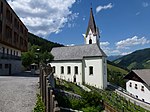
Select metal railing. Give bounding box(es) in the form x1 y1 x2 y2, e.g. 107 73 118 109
0 53 21 60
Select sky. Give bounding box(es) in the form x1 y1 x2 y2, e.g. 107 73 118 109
7 0 150 56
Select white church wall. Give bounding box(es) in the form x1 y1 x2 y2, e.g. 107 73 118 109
50 61 82 85
83 57 107 89
126 80 150 103
102 57 107 89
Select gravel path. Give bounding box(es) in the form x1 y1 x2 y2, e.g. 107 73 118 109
0 74 39 112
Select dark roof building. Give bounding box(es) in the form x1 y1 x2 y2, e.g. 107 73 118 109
124 69 150 87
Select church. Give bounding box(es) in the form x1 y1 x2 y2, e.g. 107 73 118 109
50 8 107 89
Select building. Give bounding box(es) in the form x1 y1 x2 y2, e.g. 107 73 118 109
0 0 28 75
50 8 107 89
124 69 150 103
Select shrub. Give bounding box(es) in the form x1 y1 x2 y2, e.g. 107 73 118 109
33 94 45 112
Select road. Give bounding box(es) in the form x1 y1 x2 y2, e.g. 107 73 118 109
0 73 39 112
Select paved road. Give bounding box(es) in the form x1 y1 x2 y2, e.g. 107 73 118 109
0 74 39 112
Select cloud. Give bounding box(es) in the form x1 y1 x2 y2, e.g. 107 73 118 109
136 12 140 16
7 0 77 37
121 52 132 56
116 36 150 49
66 44 75 46
100 41 121 56
100 42 110 47
96 3 113 13
142 2 149 7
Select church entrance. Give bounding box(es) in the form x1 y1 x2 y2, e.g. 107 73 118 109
73 75 76 82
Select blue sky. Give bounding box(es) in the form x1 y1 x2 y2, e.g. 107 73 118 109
7 0 150 56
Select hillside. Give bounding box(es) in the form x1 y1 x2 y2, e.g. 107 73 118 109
107 60 128 87
113 48 150 70
28 32 63 52
107 55 122 61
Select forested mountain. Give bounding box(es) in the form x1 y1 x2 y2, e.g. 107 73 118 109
113 48 150 70
107 55 122 61
28 32 63 52
22 33 63 68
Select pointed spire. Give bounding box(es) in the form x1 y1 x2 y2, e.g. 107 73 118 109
86 7 97 37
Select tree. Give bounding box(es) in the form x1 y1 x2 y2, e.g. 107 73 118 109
21 51 35 68
40 51 54 64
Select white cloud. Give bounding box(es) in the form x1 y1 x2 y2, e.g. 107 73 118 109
96 3 113 13
116 36 150 49
7 0 77 37
121 52 132 56
100 41 121 56
142 2 149 7
136 12 140 16
66 44 75 46
100 42 110 47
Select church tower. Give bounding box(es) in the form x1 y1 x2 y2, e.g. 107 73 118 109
84 8 100 46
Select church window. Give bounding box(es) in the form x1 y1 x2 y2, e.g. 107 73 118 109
135 84 138 89
89 66 93 75
141 86 144 91
74 66 78 74
53 66 55 73
67 66 71 74
61 66 64 74
129 82 132 87
89 39 92 44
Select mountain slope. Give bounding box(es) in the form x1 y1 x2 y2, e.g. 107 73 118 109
107 60 128 87
107 55 122 61
114 48 150 70
28 32 63 52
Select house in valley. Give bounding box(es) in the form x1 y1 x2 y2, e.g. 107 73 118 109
124 69 150 103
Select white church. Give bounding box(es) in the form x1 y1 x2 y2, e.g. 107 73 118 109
50 8 107 89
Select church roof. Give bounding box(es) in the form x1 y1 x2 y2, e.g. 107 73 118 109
86 8 97 37
51 44 107 61
124 69 150 86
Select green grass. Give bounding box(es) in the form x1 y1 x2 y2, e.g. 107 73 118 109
33 94 45 112
107 63 128 74
85 84 150 112
55 79 104 111
55 79 149 112
55 79 84 95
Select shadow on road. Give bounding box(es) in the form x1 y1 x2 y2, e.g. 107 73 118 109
10 71 39 77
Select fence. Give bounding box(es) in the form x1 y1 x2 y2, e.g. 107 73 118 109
104 102 118 112
39 64 60 112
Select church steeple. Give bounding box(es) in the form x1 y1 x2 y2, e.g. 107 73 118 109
84 7 100 46
86 8 97 37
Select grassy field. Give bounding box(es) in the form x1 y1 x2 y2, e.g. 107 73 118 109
107 63 128 75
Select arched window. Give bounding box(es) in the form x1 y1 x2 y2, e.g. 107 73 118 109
89 39 92 44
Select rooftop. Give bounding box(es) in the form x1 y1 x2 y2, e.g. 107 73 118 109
51 44 106 61
124 69 150 86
